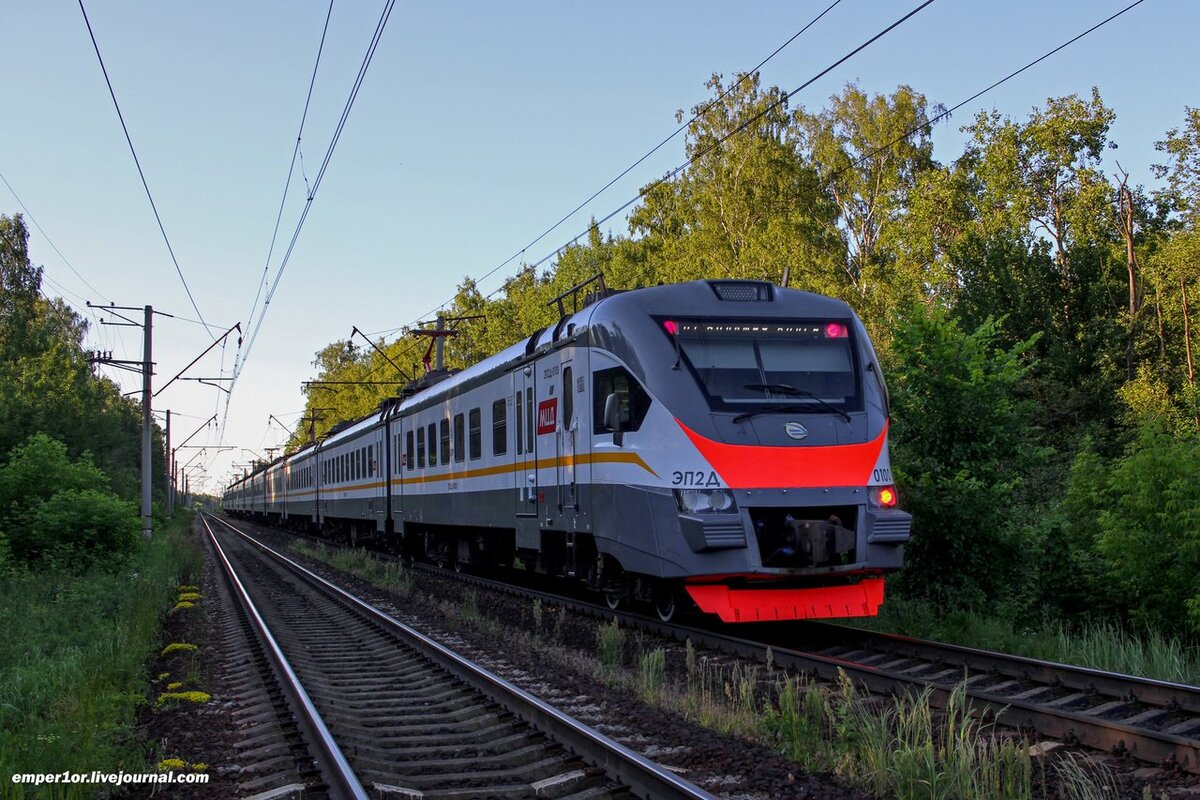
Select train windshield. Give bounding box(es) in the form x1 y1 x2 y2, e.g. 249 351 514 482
668 319 862 412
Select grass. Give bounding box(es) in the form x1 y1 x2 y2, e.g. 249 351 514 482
266 544 1126 799
287 540 413 595
0 511 201 800
596 618 625 674
1051 751 1120 800
861 595 1200 685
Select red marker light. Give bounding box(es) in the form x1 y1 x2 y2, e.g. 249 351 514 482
663 320 679 335
874 486 898 508
825 322 847 339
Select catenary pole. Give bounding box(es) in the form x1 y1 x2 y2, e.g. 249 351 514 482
165 409 172 515
141 305 153 539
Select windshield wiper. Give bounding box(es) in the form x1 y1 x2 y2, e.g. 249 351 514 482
739 383 851 423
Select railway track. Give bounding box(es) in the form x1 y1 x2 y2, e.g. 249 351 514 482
201 514 716 799
216 514 1200 776
450 567 1200 774
402 545 1200 775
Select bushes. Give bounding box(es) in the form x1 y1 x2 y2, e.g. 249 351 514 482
0 433 140 569
886 306 1044 608
23 489 140 564
1064 423 1200 633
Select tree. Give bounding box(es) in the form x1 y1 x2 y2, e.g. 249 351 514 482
1063 423 1200 633
946 91 1127 433
798 83 943 324
0 213 149 496
886 306 1043 608
630 73 841 293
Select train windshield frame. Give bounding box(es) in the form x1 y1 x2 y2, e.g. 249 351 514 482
661 317 864 413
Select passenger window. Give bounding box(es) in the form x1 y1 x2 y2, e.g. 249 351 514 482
453 413 465 463
469 408 481 460
417 428 426 468
406 430 414 471
427 423 437 466
593 366 652 433
440 418 451 465
492 399 506 456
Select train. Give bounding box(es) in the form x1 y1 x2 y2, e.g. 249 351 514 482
224 278 911 623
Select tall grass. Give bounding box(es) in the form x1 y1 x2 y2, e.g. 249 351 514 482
287 541 413 595
863 596 1200 685
0 513 201 800
1051 752 1120 800
596 618 625 674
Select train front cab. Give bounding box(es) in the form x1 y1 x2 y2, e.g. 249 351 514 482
582 280 912 622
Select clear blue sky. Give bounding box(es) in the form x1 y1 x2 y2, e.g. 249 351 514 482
1 0 1193 492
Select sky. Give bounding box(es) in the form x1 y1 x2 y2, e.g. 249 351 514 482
2 0 1195 494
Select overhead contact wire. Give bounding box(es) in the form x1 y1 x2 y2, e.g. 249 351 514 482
77 0 213 336
467 0 847 295
224 0 397 442
245 0 336 351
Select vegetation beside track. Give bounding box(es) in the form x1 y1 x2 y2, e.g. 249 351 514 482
278 534 1139 800
860 596 1200 687
0 511 202 799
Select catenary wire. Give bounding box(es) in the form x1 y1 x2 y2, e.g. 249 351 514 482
403 0 935 329
219 0 397 449
244 0 336 353
232 0 397 393
76 0 213 336
500 0 1146 294
466 0 847 295
372 0 1147 375
301 0 918 391
0 169 110 303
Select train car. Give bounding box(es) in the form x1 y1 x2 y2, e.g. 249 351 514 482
316 414 387 544
284 443 318 528
225 278 911 623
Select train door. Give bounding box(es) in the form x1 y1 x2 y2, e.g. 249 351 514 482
513 366 539 548
557 358 576 511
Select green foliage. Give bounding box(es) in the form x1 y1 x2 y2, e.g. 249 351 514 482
1153 106 1200 224
0 513 200 797
888 306 1043 607
22 489 140 564
0 214 154 501
1065 422 1200 633
596 618 625 673
0 434 140 568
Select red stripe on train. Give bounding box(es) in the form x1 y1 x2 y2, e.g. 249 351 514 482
675 419 887 489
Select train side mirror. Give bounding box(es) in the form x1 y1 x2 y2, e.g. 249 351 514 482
603 392 624 447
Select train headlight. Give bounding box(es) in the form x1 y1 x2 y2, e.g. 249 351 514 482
675 489 737 514
869 485 899 509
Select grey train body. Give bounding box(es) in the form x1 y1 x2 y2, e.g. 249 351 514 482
225 280 912 622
